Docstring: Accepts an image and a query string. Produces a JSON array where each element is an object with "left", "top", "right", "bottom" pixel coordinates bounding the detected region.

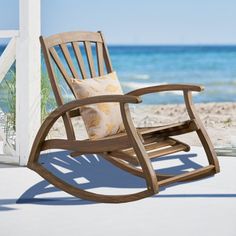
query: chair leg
[
  {"left": 195, "top": 127, "right": 220, "bottom": 173},
  {"left": 120, "top": 103, "right": 159, "bottom": 194},
  {"left": 184, "top": 91, "right": 220, "bottom": 173}
]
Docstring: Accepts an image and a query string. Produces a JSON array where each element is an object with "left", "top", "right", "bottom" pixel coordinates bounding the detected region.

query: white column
[{"left": 16, "top": 0, "right": 41, "bottom": 166}]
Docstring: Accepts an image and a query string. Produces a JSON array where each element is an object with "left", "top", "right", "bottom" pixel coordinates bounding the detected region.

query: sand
[{"left": 49, "top": 102, "right": 236, "bottom": 148}]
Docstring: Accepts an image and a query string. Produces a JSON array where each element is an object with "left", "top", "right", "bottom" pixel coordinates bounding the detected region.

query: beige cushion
[{"left": 71, "top": 71, "right": 125, "bottom": 139}]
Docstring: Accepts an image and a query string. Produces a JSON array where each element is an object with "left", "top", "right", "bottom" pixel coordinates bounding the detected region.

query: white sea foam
[
  {"left": 122, "top": 81, "right": 198, "bottom": 96},
  {"left": 122, "top": 81, "right": 162, "bottom": 90},
  {"left": 131, "top": 74, "right": 150, "bottom": 80}
]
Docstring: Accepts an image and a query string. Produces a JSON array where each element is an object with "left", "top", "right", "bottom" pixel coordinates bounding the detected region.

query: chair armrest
[
  {"left": 126, "top": 84, "right": 204, "bottom": 96},
  {"left": 36, "top": 94, "right": 141, "bottom": 143},
  {"left": 43, "top": 94, "right": 141, "bottom": 126},
  {"left": 67, "top": 95, "right": 141, "bottom": 117},
  {"left": 126, "top": 84, "right": 204, "bottom": 130}
]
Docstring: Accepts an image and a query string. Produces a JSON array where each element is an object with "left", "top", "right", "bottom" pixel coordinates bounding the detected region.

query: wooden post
[{"left": 16, "top": 0, "right": 41, "bottom": 166}]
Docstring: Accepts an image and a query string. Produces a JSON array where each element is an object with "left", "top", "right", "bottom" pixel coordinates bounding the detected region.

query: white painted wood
[
  {"left": 0, "top": 127, "right": 16, "bottom": 156},
  {"left": 0, "top": 32, "right": 18, "bottom": 162},
  {"left": 0, "top": 37, "right": 17, "bottom": 83},
  {"left": 0, "top": 154, "right": 19, "bottom": 164},
  {"left": 0, "top": 30, "right": 19, "bottom": 38},
  {"left": 16, "top": 0, "right": 41, "bottom": 166}
]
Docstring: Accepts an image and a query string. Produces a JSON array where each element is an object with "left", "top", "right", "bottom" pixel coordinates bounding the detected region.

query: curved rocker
[
  {"left": 28, "top": 31, "right": 220, "bottom": 203},
  {"left": 28, "top": 95, "right": 158, "bottom": 203}
]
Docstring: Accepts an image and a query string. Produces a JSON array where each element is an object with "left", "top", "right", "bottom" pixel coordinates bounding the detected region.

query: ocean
[
  {"left": 1, "top": 45, "right": 236, "bottom": 108},
  {"left": 109, "top": 45, "right": 236, "bottom": 104}
]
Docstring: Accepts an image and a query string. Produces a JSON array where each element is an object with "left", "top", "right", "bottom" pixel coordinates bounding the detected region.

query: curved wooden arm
[
  {"left": 126, "top": 84, "right": 204, "bottom": 96},
  {"left": 52, "top": 94, "right": 141, "bottom": 116},
  {"left": 36, "top": 94, "right": 141, "bottom": 142},
  {"left": 59, "top": 95, "right": 141, "bottom": 139}
]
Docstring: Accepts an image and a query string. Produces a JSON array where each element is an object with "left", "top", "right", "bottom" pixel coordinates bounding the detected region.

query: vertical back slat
[
  {"left": 40, "top": 37, "right": 75, "bottom": 140},
  {"left": 41, "top": 31, "right": 115, "bottom": 141},
  {"left": 71, "top": 42, "right": 88, "bottom": 79},
  {"left": 99, "top": 31, "right": 113, "bottom": 73},
  {"left": 96, "top": 42, "right": 104, "bottom": 76},
  {"left": 40, "top": 38, "right": 63, "bottom": 107},
  {"left": 49, "top": 47, "right": 73, "bottom": 88},
  {"left": 84, "top": 41, "right": 96, "bottom": 77},
  {"left": 60, "top": 44, "right": 80, "bottom": 80}
]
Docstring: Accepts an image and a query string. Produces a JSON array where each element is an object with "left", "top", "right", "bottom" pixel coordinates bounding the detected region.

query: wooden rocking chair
[{"left": 27, "top": 31, "right": 220, "bottom": 203}]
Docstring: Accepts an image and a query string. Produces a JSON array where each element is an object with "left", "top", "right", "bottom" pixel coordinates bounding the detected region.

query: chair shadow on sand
[{"left": 12, "top": 150, "right": 236, "bottom": 206}]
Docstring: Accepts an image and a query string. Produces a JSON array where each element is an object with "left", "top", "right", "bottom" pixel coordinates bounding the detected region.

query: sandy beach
[
  {"left": 49, "top": 102, "right": 236, "bottom": 148},
  {"left": 1, "top": 102, "right": 235, "bottom": 153}
]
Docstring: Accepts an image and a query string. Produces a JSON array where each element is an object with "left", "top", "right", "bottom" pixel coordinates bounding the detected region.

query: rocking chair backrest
[{"left": 40, "top": 31, "right": 114, "bottom": 140}]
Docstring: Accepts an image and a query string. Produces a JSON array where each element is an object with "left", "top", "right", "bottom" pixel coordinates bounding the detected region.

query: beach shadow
[
  {"left": 15, "top": 151, "right": 208, "bottom": 205},
  {"left": 17, "top": 151, "right": 146, "bottom": 205},
  {"left": 0, "top": 150, "right": 229, "bottom": 210},
  {"left": 0, "top": 199, "right": 18, "bottom": 211}
]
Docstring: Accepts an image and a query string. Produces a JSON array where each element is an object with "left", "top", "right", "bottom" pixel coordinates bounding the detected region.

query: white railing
[
  {"left": 0, "top": 30, "right": 19, "bottom": 163},
  {"left": 0, "top": 31, "right": 18, "bottom": 83}
]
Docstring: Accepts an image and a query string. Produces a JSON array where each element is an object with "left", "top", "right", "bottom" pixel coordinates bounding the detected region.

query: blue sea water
[
  {"left": 109, "top": 45, "right": 236, "bottom": 104},
  {"left": 1, "top": 45, "right": 236, "bottom": 107}
]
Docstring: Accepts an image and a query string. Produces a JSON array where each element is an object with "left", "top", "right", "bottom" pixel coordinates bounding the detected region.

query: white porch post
[{"left": 16, "top": 0, "right": 41, "bottom": 166}]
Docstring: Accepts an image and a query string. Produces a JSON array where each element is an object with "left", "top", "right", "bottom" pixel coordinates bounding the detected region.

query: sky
[{"left": 0, "top": 0, "right": 236, "bottom": 45}]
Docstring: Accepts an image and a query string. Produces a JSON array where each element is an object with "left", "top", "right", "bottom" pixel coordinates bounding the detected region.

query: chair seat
[
  {"left": 98, "top": 119, "right": 196, "bottom": 141},
  {"left": 100, "top": 120, "right": 194, "bottom": 165},
  {"left": 69, "top": 120, "right": 194, "bottom": 161}
]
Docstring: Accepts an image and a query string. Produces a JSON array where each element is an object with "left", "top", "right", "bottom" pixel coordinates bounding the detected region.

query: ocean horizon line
[
  {"left": 107, "top": 44, "right": 236, "bottom": 47},
  {"left": 1, "top": 43, "right": 236, "bottom": 47}
]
